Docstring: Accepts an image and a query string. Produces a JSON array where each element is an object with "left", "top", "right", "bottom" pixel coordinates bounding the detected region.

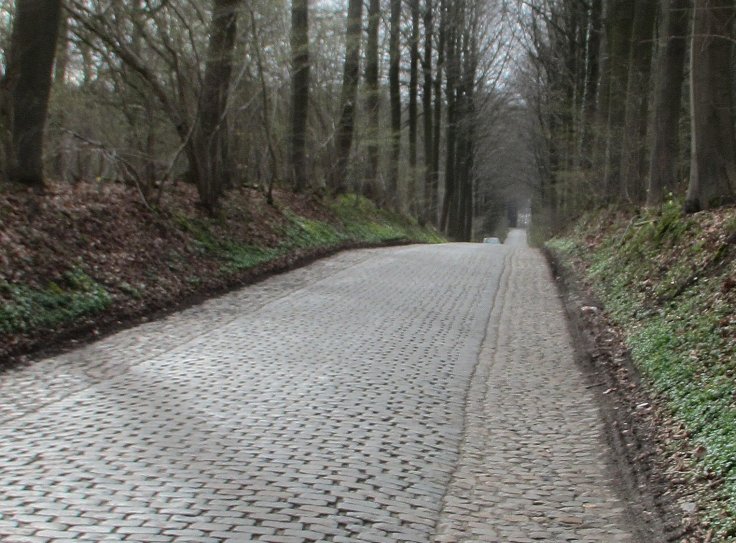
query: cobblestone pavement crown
[{"left": 0, "top": 231, "right": 638, "bottom": 542}]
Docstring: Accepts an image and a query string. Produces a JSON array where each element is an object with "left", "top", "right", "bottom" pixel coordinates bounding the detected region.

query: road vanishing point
[{"left": 0, "top": 230, "right": 647, "bottom": 542}]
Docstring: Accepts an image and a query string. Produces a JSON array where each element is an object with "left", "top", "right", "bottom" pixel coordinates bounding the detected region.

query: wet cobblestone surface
[{"left": 0, "top": 233, "right": 639, "bottom": 542}]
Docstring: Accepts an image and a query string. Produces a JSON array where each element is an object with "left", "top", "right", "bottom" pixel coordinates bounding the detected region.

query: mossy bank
[
  {"left": 547, "top": 202, "right": 736, "bottom": 540},
  {"left": 0, "top": 182, "right": 444, "bottom": 363}
]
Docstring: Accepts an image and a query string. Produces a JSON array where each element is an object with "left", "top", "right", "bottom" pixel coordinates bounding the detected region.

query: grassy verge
[
  {"left": 0, "top": 191, "right": 444, "bottom": 355},
  {"left": 179, "top": 194, "right": 445, "bottom": 274},
  {"left": 547, "top": 201, "right": 736, "bottom": 539},
  {"left": 0, "top": 270, "right": 111, "bottom": 335}
]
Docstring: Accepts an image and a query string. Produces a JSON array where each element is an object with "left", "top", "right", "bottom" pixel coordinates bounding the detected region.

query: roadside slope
[
  {"left": 547, "top": 203, "right": 736, "bottom": 542},
  {"left": 0, "top": 181, "right": 443, "bottom": 365}
]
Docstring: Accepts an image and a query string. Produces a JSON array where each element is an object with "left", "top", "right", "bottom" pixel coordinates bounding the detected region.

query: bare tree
[
  {"left": 686, "top": 0, "right": 736, "bottom": 211},
  {"left": 408, "top": 0, "right": 421, "bottom": 215},
  {"left": 290, "top": 0, "right": 310, "bottom": 193},
  {"left": 191, "top": 0, "right": 240, "bottom": 211},
  {"left": 619, "top": 0, "right": 657, "bottom": 204},
  {"left": 388, "top": 0, "right": 401, "bottom": 207},
  {"left": 332, "top": 0, "right": 363, "bottom": 194},
  {"left": 647, "top": 0, "right": 690, "bottom": 207},
  {"left": 364, "top": 0, "right": 381, "bottom": 200},
  {"left": 422, "top": 0, "right": 436, "bottom": 223},
  {"left": 602, "top": 0, "right": 636, "bottom": 200},
  {"left": 2, "top": 0, "right": 63, "bottom": 187}
]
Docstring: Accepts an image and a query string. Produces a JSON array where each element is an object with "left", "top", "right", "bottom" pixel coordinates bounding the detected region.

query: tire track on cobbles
[
  {"left": 434, "top": 237, "right": 639, "bottom": 543},
  {"left": 0, "top": 238, "right": 643, "bottom": 542}
]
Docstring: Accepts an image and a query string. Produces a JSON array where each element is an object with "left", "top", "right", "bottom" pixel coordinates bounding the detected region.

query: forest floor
[
  {"left": 547, "top": 202, "right": 736, "bottom": 542},
  {"left": 0, "top": 180, "right": 443, "bottom": 366}
]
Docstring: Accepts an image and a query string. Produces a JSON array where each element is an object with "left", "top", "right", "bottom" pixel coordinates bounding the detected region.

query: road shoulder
[{"left": 434, "top": 246, "right": 660, "bottom": 542}]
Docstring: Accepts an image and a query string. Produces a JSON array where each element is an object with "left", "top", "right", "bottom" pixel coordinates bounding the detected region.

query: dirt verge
[{"left": 545, "top": 247, "right": 705, "bottom": 542}]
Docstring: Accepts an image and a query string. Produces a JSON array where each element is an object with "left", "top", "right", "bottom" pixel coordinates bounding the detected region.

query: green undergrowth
[
  {"left": 1, "top": 192, "right": 443, "bottom": 353},
  {"left": 548, "top": 201, "right": 736, "bottom": 539},
  {"left": 330, "top": 195, "right": 445, "bottom": 244},
  {"left": 180, "top": 194, "right": 444, "bottom": 274},
  {"left": 0, "top": 270, "right": 111, "bottom": 335}
]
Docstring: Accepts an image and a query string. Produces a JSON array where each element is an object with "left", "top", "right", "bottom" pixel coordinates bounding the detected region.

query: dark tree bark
[
  {"left": 647, "top": 0, "right": 690, "bottom": 207},
  {"left": 579, "top": 0, "right": 602, "bottom": 167},
  {"left": 249, "top": 7, "right": 279, "bottom": 203},
  {"left": 290, "top": 0, "right": 310, "bottom": 192},
  {"left": 591, "top": 4, "right": 612, "bottom": 181},
  {"left": 619, "top": 0, "right": 657, "bottom": 204},
  {"left": 388, "top": 0, "right": 401, "bottom": 206},
  {"left": 364, "top": 0, "right": 380, "bottom": 199},
  {"left": 191, "top": 0, "right": 239, "bottom": 211},
  {"left": 333, "top": 0, "right": 363, "bottom": 194},
  {"left": 3, "top": 0, "right": 63, "bottom": 187},
  {"left": 422, "top": 0, "right": 435, "bottom": 223},
  {"left": 602, "top": 0, "right": 636, "bottom": 200},
  {"left": 440, "top": 2, "right": 460, "bottom": 234},
  {"left": 431, "top": 0, "right": 446, "bottom": 227},
  {"left": 408, "top": 0, "right": 420, "bottom": 215},
  {"left": 686, "top": 0, "right": 736, "bottom": 211}
]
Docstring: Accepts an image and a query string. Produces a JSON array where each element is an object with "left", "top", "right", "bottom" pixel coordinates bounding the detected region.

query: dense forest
[
  {"left": 520, "top": 0, "right": 735, "bottom": 236},
  {"left": 0, "top": 0, "right": 528, "bottom": 243},
  {"left": 0, "top": 0, "right": 734, "bottom": 240}
]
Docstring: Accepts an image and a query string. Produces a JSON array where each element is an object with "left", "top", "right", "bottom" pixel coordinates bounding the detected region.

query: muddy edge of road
[{"left": 544, "top": 247, "right": 706, "bottom": 542}]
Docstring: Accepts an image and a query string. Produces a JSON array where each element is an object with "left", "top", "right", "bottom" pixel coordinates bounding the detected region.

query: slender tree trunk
[
  {"left": 431, "top": 0, "right": 446, "bottom": 228},
  {"left": 192, "top": 0, "right": 239, "bottom": 211},
  {"left": 441, "top": 3, "right": 460, "bottom": 234},
  {"left": 3, "top": 0, "right": 63, "bottom": 187},
  {"left": 408, "top": 0, "right": 420, "bottom": 216},
  {"left": 333, "top": 0, "right": 363, "bottom": 194},
  {"left": 388, "top": 0, "right": 402, "bottom": 207},
  {"left": 602, "top": 0, "right": 636, "bottom": 200},
  {"left": 686, "top": 0, "right": 736, "bottom": 211},
  {"left": 591, "top": 5, "right": 611, "bottom": 184},
  {"left": 365, "top": 0, "right": 380, "bottom": 200},
  {"left": 422, "top": 0, "right": 434, "bottom": 223},
  {"left": 52, "top": 12, "right": 70, "bottom": 180},
  {"left": 619, "top": 0, "right": 657, "bottom": 204},
  {"left": 579, "top": 0, "right": 602, "bottom": 168},
  {"left": 250, "top": 9, "right": 279, "bottom": 203},
  {"left": 647, "top": 0, "right": 690, "bottom": 207},
  {"left": 290, "top": 0, "right": 310, "bottom": 192}
]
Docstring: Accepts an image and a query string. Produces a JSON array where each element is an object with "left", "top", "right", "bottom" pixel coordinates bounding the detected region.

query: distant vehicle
[{"left": 483, "top": 237, "right": 501, "bottom": 245}]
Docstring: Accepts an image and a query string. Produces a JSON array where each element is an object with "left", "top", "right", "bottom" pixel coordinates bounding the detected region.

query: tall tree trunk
[
  {"left": 192, "top": 0, "right": 239, "bottom": 211},
  {"left": 431, "top": 0, "right": 446, "bottom": 227},
  {"left": 579, "top": 0, "right": 602, "bottom": 168},
  {"left": 52, "top": 12, "right": 70, "bottom": 180},
  {"left": 290, "top": 0, "right": 310, "bottom": 192},
  {"left": 3, "top": 0, "right": 63, "bottom": 187},
  {"left": 441, "top": 2, "right": 460, "bottom": 234},
  {"left": 686, "top": 0, "right": 736, "bottom": 211},
  {"left": 422, "top": 0, "right": 434, "bottom": 223},
  {"left": 249, "top": 8, "right": 279, "bottom": 203},
  {"left": 333, "top": 0, "right": 363, "bottom": 194},
  {"left": 602, "top": 0, "right": 636, "bottom": 200},
  {"left": 365, "top": 0, "right": 380, "bottom": 200},
  {"left": 408, "top": 0, "right": 420, "bottom": 216},
  {"left": 388, "top": 0, "right": 402, "bottom": 207},
  {"left": 647, "top": 0, "right": 690, "bottom": 207},
  {"left": 619, "top": 0, "right": 657, "bottom": 204},
  {"left": 591, "top": 4, "right": 611, "bottom": 184}
]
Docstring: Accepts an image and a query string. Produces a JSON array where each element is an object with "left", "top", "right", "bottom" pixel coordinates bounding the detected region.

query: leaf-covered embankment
[
  {"left": 548, "top": 202, "right": 736, "bottom": 541},
  {"left": 0, "top": 182, "right": 443, "bottom": 364}
]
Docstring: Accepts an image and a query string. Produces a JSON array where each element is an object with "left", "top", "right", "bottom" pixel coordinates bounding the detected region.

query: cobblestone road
[{"left": 0, "top": 231, "right": 640, "bottom": 542}]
